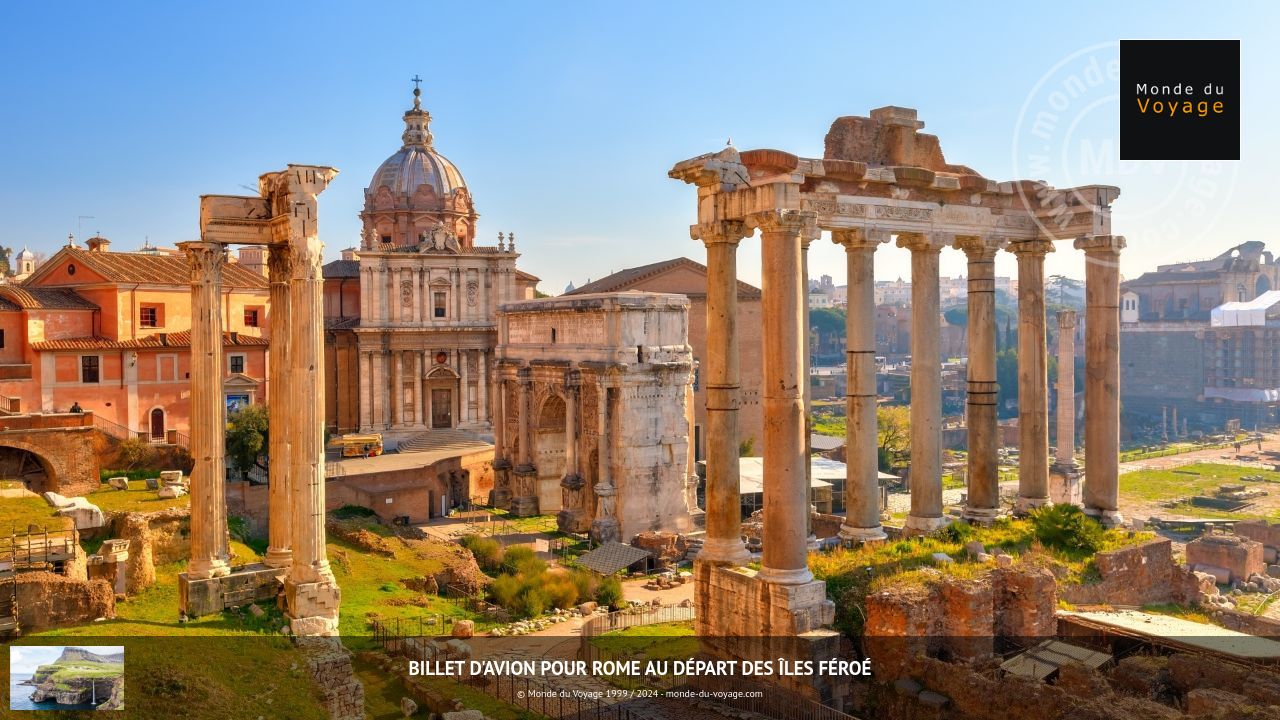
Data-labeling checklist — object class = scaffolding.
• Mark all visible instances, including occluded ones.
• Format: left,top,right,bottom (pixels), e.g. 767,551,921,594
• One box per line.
0,525,80,635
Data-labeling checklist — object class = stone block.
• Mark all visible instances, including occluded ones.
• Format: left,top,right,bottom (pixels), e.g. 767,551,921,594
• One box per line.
964,541,986,558
1195,565,1231,585
401,697,418,718
1186,535,1265,583
108,477,129,491
145,477,159,490
931,552,954,564
1234,520,1280,549
179,564,286,618
158,485,187,499
55,499,105,530
452,619,474,638
159,470,184,485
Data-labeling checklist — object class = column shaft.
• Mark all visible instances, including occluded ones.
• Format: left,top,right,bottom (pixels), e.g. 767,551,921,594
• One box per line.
899,234,947,533
958,239,1001,520
835,230,887,541
391,350,403,427
358,351,372,431
697,222,750,566
265,244,293,568
1012,241,1053,512
182,241,231,580
1055,311,1078,465
1077,235,1125,526
757,210,814,585
460,349,470,425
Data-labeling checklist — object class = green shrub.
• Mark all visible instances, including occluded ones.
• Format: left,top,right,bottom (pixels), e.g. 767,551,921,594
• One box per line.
569,568,598,600
595,575,624,610
544,576,579,610
500,545,537,575
1030,504,1104,556
459,535,504,573
331,505,377,520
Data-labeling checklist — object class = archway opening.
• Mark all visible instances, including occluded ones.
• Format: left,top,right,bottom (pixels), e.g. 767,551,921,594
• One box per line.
0,445,56,495
535,395,566,514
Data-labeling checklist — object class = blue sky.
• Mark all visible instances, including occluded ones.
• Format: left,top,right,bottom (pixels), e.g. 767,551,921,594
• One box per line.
1,2,1276,293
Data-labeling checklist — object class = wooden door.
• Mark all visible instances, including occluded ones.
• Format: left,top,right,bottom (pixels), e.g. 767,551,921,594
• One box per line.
431,389,452,429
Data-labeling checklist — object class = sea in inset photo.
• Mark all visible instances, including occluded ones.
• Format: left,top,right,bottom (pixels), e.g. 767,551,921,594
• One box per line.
8,646,124,711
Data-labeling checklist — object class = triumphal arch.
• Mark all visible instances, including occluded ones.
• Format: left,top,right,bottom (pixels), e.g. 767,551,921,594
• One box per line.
670,106,1123,699
178,165,342,636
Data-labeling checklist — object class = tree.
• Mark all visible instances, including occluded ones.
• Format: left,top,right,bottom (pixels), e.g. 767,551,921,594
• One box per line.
877,406,910,470
226,404,269,481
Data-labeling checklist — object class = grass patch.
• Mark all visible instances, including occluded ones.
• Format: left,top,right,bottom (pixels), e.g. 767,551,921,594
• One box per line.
0,493,70,533
588,620,697,659
88,484,190,514
1120,463,1280,503
1142,602,1214,625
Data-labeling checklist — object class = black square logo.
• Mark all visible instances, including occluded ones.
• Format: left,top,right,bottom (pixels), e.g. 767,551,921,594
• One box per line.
1120,40,1239,160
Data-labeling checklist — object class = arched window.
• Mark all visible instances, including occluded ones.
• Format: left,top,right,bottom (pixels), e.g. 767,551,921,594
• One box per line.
150,408,165,440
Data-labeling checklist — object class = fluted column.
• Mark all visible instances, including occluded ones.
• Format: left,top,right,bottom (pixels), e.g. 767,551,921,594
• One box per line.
264,244,294,569
181,240,231,580
391,350,403,428
1055,310,1078,466
834,228,889,541
557,372,587,533
279,165,341,636
801,232,817,547
478,350,488,426
898,232,948,534
694,220,750,566
755,209,815,585
460,350,470,425
511,366,538,516
412,351,423,426
590,381,620,542
956,237,1002,521
1011,239,1054,513
370,351,385,430
358,350,372,431
1076,235,1126,527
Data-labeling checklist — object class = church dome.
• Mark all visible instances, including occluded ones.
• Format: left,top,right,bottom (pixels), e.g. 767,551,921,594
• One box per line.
366,86,467,200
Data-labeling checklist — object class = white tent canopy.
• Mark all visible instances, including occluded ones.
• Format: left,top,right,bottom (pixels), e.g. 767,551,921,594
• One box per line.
1211,290,1280,327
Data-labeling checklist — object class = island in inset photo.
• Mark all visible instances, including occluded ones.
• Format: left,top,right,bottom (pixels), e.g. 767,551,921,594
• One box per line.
9,646,123,711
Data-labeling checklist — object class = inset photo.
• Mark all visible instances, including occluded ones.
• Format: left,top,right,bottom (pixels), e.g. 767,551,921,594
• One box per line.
9,646,123,711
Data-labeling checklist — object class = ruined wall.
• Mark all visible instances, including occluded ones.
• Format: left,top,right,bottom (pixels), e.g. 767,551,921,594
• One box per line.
15,572,114,631
1059,538,1200,606
114,508,190,594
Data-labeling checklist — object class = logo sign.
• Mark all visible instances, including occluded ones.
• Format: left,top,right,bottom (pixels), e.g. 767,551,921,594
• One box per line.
1120,40,1240,160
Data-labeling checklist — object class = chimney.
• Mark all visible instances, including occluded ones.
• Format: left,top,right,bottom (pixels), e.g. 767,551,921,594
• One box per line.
85,236,111,253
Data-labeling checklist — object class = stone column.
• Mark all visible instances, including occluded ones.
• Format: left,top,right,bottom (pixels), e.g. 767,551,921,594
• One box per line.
280,166,341,636
181,241,231,580
358,350,372,431
694,220,750,566
956,237,1002,521
478,350,488,426
370,350,384,430
492,373,513,509
264,244,294,569
590,382,620,543
1011,239,1054,513
557,372,587,533
834,228,889,541
1076,235,1126,527
412,351,423,426
801,232,817,548
460,350,471,425
511,367,538,516
391,350,403,428
756,209,815,585
1049,309,1083,505
897,232,948,534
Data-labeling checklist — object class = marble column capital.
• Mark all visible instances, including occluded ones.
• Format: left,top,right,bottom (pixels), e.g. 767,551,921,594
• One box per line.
179,241,227,276
1074,234,1126,255
749,209,817,237
1057,308,1079,329
953,236,1003,260
1008,238,1056,257
895,231,948,253
267,242,295,280
831,227,891,250
691,220,749,246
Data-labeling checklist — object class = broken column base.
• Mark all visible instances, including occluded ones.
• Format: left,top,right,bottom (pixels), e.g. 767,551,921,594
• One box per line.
1013,495,1051,516
284,575,342,637
1084,506,1125,529
490,460,513,509
960,506,1004,524
589,517,621,545
838,524,888,543
556,508,589,533
903,514,950,535
695,560,846,703
179,563,287,618
510,467,539,517
1049,463,1083,506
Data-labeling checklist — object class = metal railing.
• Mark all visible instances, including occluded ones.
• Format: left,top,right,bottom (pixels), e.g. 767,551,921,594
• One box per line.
91,414,146,442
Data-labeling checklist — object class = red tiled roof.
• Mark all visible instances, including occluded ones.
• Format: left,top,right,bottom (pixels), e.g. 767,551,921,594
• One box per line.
566,257,761,299
30,330,268,351
33,247,268,289
0,285,98,310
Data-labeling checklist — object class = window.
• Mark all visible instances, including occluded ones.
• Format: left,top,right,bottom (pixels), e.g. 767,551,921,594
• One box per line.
81,355,99,383
244,308,260,327
140,306,158,328
0,329,5,349
433,292,447,318
228,354,246,374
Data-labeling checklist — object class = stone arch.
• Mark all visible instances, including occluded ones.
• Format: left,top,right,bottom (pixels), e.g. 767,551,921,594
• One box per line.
1256,274,1271,298
0,439,61,496
534,394,567,513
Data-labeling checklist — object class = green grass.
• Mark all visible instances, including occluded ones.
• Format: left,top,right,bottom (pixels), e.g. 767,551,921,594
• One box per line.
0,493,70,533
88,484,190,514
1119,462,1280,501
1142,602,1214,625
589,620,697,660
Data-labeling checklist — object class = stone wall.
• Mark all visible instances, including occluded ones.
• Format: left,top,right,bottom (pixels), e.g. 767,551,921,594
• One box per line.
1059,538,1201,606
298,638,365,720
1233,519,1280,553
1184,533,1265,584
15,572,114,631
0,425,99,496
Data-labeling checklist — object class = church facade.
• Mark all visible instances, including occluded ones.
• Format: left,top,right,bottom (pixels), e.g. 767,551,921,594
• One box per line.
323,87,539,437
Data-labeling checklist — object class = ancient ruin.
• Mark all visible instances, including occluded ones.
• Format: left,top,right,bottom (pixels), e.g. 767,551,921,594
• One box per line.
670,106,1126,697
177,165,342,636
491,292,697,541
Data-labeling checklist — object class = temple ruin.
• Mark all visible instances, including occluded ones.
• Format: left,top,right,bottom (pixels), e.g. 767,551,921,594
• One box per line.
177,165,342,636
669,106,1125,698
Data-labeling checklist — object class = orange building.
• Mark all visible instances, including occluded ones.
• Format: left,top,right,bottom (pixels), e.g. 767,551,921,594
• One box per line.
0,238,270,441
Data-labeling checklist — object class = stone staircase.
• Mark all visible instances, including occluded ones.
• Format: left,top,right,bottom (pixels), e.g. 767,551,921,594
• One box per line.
396,429,491,455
